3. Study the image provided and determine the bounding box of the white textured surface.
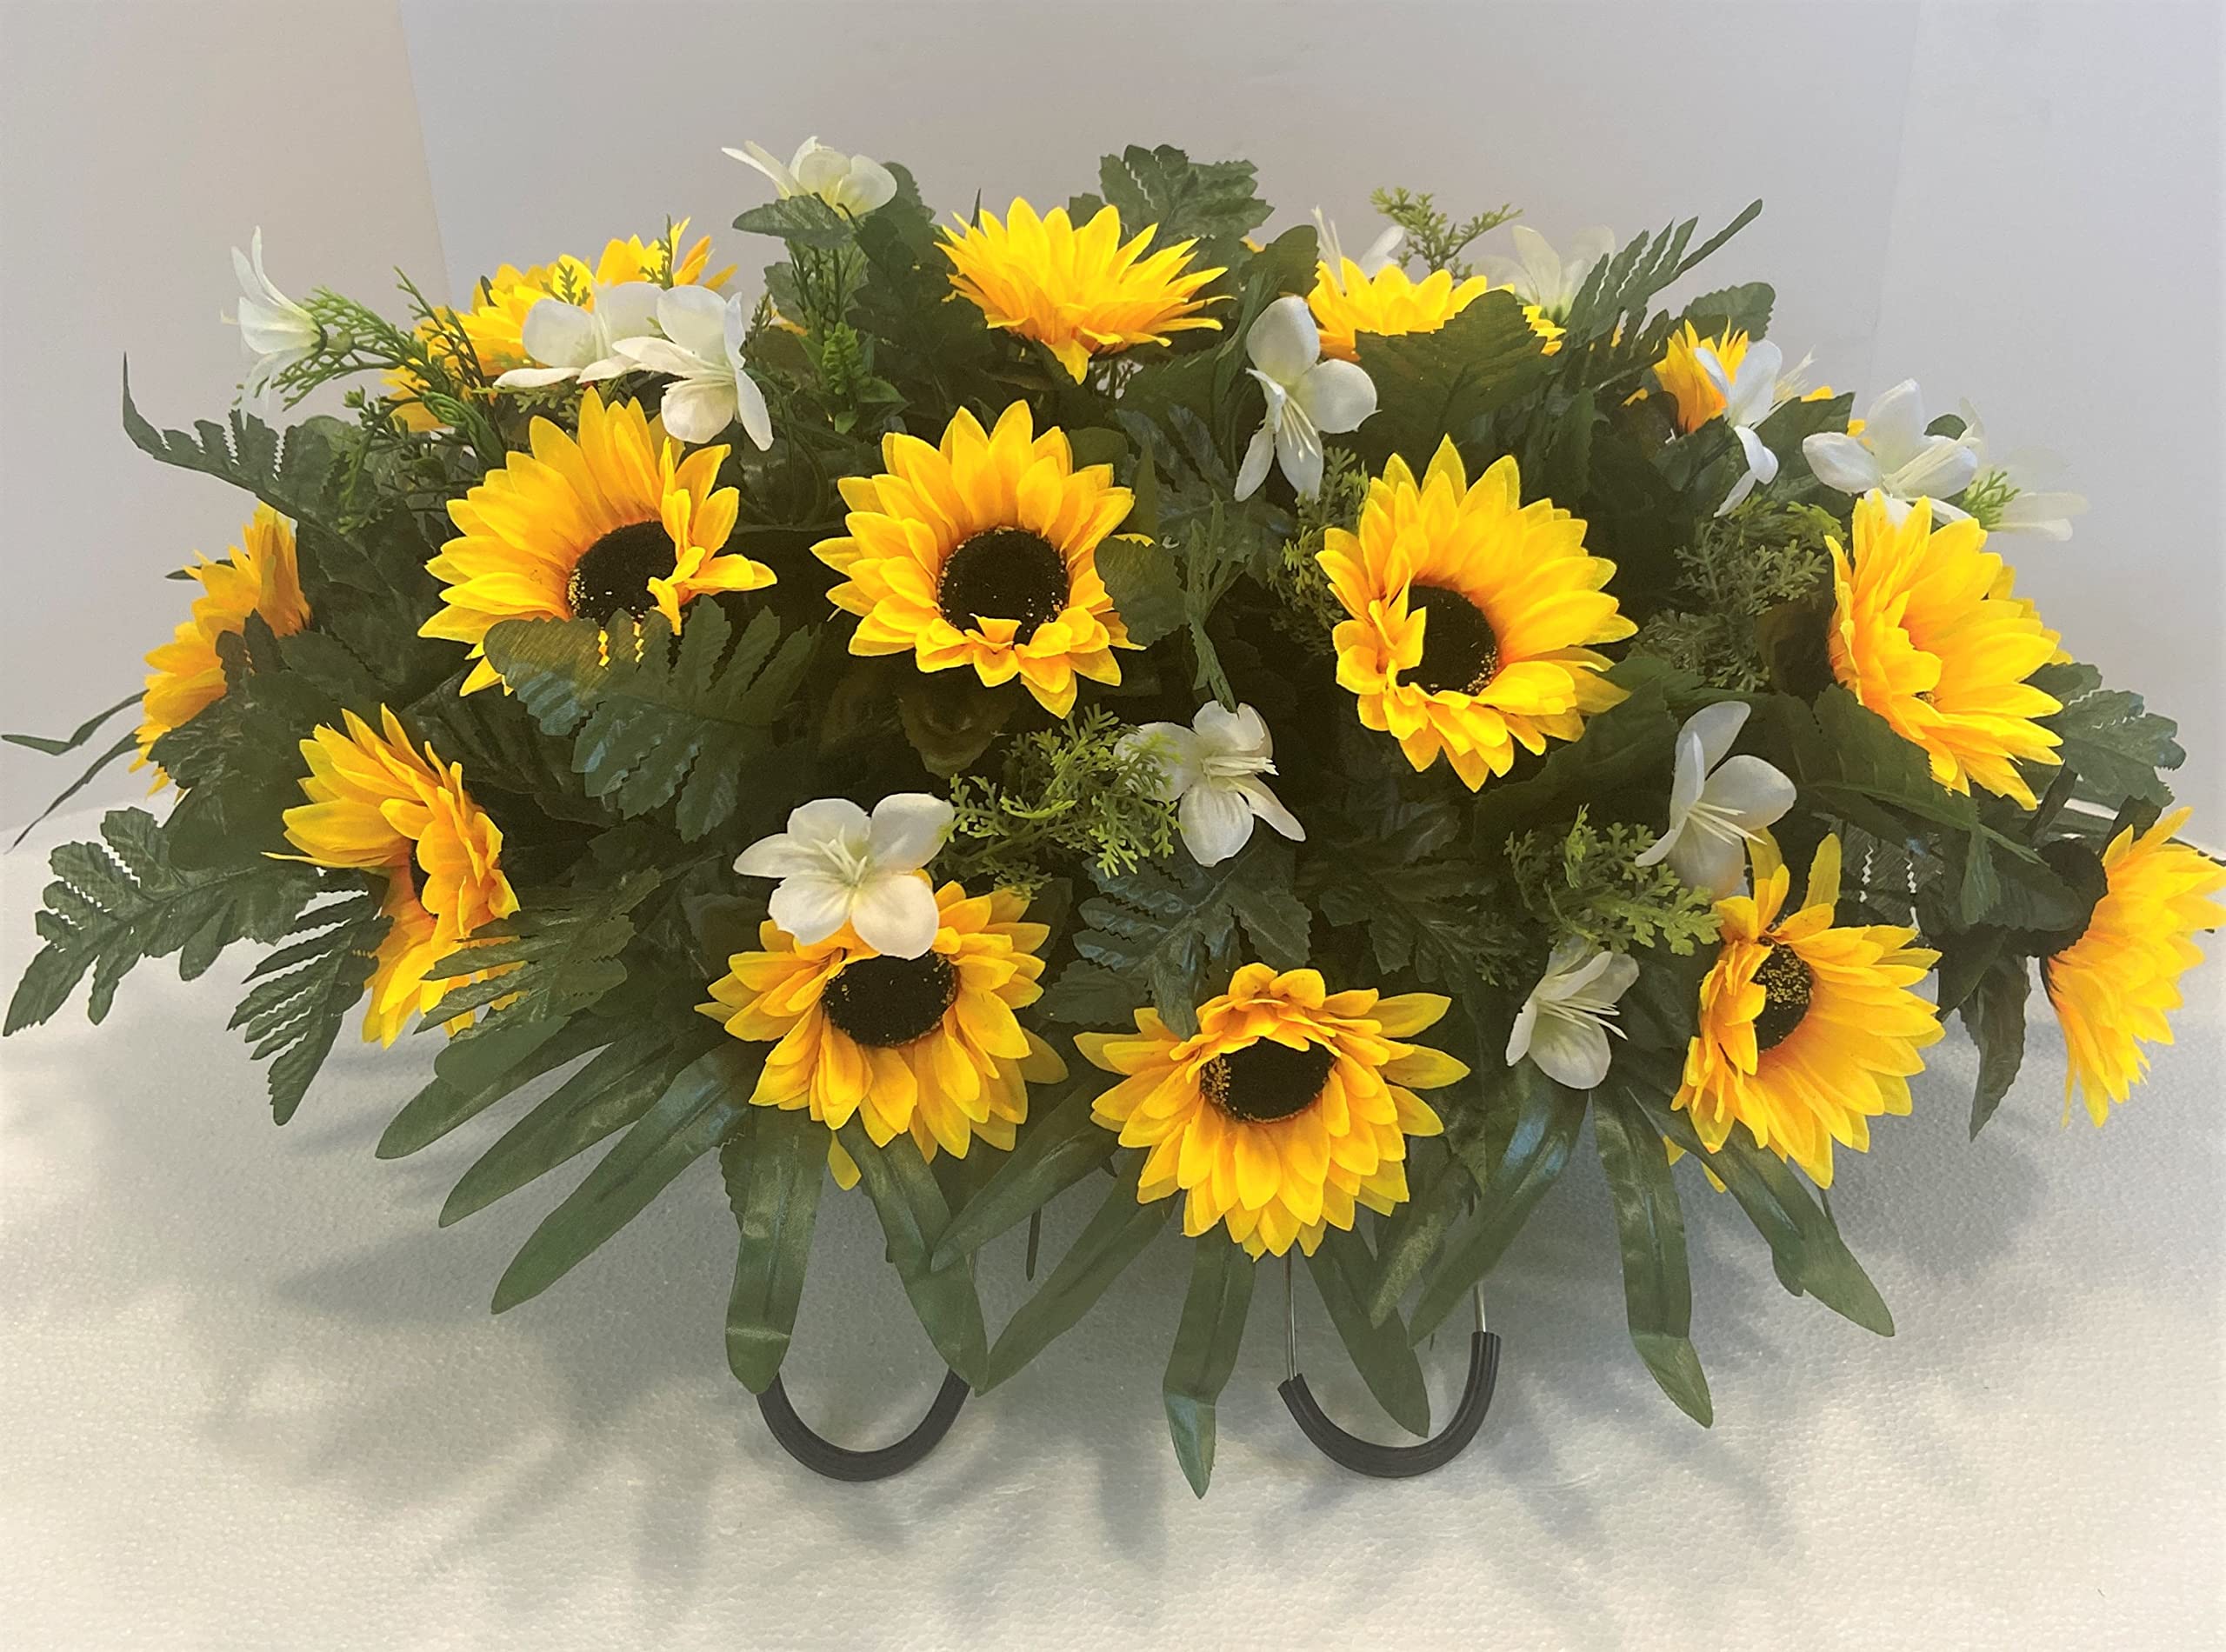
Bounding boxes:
[3,805,2222,1649]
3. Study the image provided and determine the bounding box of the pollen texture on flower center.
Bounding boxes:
[1405,583,1502,694]
[821,953,959,1048]
[566,521,676,625]
[1201,1038,1337,1123]
[938,528,1069,643]
[1752,945,1814,1052]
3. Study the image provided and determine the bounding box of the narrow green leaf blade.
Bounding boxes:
[1305,1226,1431,1438]
[836,1120,990,1388]
[931,1085,1115,1269]
[720,1107,827,1394]
[985,1174,1169,1389]
[1162,1240,1256,1498]
[1593,1089,1713,1426]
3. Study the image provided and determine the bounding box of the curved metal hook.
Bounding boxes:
[1276,1256,1501,1479]
[757,1368,970,1482]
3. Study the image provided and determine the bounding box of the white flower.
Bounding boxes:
[1311,208,1403,292]
[1633,702,1796,897]
[230,229,320,401]
[1232,296,1376,501]
[495,282,662,390]
[1121,703,1305,868]
[1953,400,2087,541]
[1695,339,1817,516]
[1802,379,1980,520]
[725,137,896,216]
[610,288,774,450]
[1476,224,1615,322]
[732,794,954,959]
[1505,936,1641,1091]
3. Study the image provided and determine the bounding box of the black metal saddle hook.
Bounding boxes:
[757,1362,970,1482]
[1276,1254,1502,1479]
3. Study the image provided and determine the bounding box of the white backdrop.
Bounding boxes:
[2,3,2223,1647]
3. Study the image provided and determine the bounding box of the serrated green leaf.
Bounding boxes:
[1962,955,2030,1138]
[1593,1089,1712,1425]
[984,1171,1169,1389]
[1353,293,1552,469]
[1163,1239,1256,1497]
[732,193,854,247]
[1095,537,1186,646]
[1096,145,1270,247]
[720,1106,827,1393]
[228,886,389,1123]
[2031,660,2183,809]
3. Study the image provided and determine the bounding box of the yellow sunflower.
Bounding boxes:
[422,390,774,693]
[942,199,1225,383]
[137,505,310,777]
[1676,834,1943,1186]
[1077,964,1464,1258]
[699,882,1067,1187]
[281,707,518,1045]
[387,225,730,429]
[1827,492,2063,807]
[1317,441,1634,790]
[815,400,1136,716]
[2043,809,2225,1124]
[1306,257,1490,363]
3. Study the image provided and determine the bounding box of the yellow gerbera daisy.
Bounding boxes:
[1317,441,1635,789]
[814,400,1136,716]
[1076,964,1464,1258]
[281,707,519,1045]
[699,882,1067,1187]
[1676,834,1943,1186]
[942,199,1223,383]
[1653,323,1749,432]
[1306,258,1490,363]
[2043,809,2226,1124]
[387,225,730,429]
[1827,492,2063,807]
[421,390,774,693]
[137,504,309,776]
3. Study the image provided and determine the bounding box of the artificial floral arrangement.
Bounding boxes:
[9,139,2221,1493]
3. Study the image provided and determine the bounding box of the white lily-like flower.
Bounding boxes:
[732,794,954,959]
[1802,379,1980,520]
[1953,400,2087,541]
[1694,338,1789,515]
[610,287,774,450]
[725,137,896,216]
[1121,703,1305,868]
[230,229,321,401]
[1633,702,1796,897]
[1311,208,1403,292]
[1505,936,1641,1091]
[1476,224,1615,323]
[495,281,662,390]
[1232,296,1376,500]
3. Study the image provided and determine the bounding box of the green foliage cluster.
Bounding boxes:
[7,142,2204,1494]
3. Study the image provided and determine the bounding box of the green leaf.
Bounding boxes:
[1042,836,1310,1036]
[3,691,143,757]
[1681,281,1774,341]
[1163,1240,1256,1497]
[1096,145,1270,246]
[1353,293,1552,469]
[439,1018,723,1222]
[1961,955,2030,1139]
[731,193,855,247]
[1094,537,1186,646]
[1305,1226,1432,1438]
[227,886,390,1124]
[2031,660,2183,809]
[9,729,144,850]
[1562,201,1761,350]
[492,1042,761,1313]
[482,603,813,842]
[378,1013,613,1161]
[836,1119,990,1388]
[121,365,350,544]
[1592,1089,1712,1425]
[7,808,314,1034]
[1408,1072,1590,1342]
[720,1106,827,1393]
[1363,1101,1497,1325]
[984,1171,1169,1388]
[415,868,658,1030]
[932,1085,1116,1269]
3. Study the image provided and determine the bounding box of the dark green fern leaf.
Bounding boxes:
[228,884,390,1122]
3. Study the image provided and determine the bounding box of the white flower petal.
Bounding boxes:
[1504,999,1540,1066]
[1275,416,1326,500]
[726,142,800,195]
[733,832,821,879]
[1802,431,1884,495]
[1667,728,1710,818]
[769,875,856,946]
[866,793,956,870]
[596,282,663,343]
[1358,223,1403,276]
[848,873,942,959]
[1703,754,1797,830]
[659,378,736,443]
[1696,346,1734,404]
[1234,776,1304,843]
[1234,423,1276,502]
[494,364,584,389]
[654,283,728,356]
[1669,829,1749,901]
[1725,342,1784,425]
[1178,783,1256,867]
[731,365,774,451]
[1246,295,1321,385]
[785,796,872,852]
[1683,700,1751,773]
[1511,223,1562,307]
[1584,953,1642,1008]
[839,156,898,214]
[1889,436,1980,502]
[1525,1013,1614,1090]
[1192,701,1268,757]
[1123,724,1203,802]
[613,336,707,378]
[1862,380,1929,466]
[1290,357,1376,435]
[519,298,603,370]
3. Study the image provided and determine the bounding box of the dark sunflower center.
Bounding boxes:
[938,528,1069,643]
[1752,946,1815,1052]
[1201,1039,1336,1124]
[566,520,676,626]
[1405,583,1501,694]
[821,953,959,1049]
